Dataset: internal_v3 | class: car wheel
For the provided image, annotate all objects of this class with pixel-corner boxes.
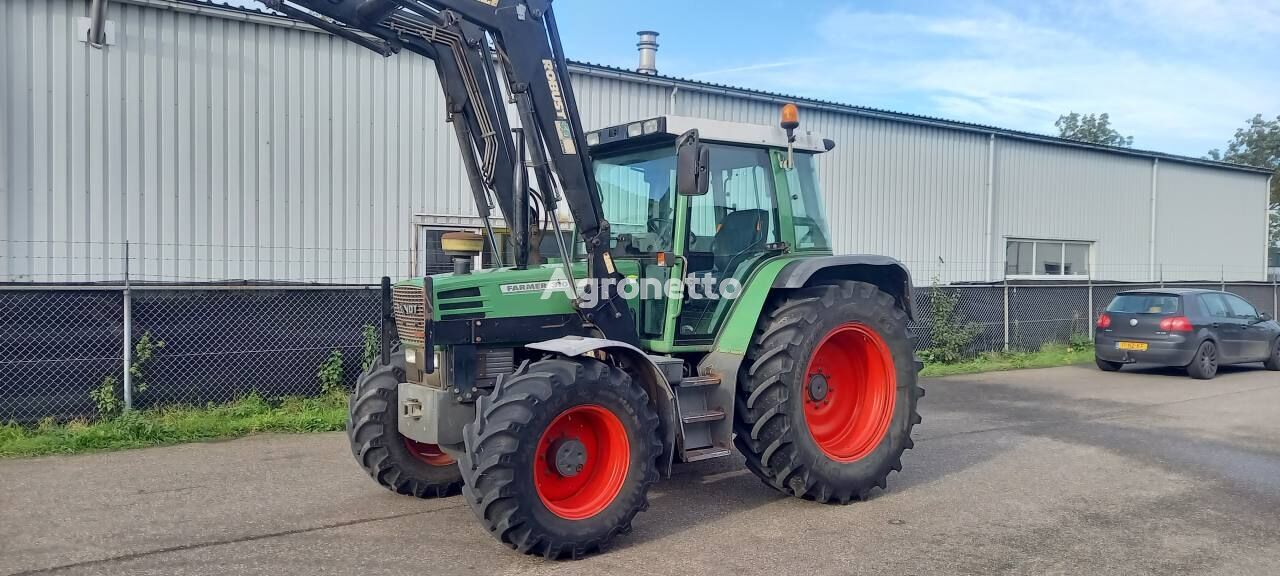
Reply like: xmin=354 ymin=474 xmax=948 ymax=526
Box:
xmin=1095 ymin=358 xmax=1123 ymax=372
xmin=1186 ymin=340 xmax=1219 ymax=380
xmin=1264 ymin=338 xmax=1280 ymax=371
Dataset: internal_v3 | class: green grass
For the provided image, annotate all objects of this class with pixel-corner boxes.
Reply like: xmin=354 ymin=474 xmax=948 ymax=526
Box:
xmin=0 ymin=392 xmax=348 ymax=459
xmin=919 ymin=342 xmax=1094 ymax=378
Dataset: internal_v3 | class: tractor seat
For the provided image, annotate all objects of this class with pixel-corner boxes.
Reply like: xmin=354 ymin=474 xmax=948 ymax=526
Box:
xmin=712 ymin=209 xmax=769 ymax=274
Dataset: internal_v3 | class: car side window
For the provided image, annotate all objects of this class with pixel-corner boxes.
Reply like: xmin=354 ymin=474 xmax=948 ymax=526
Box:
xmin=1200 ymin=294 xmax=1230 ymax=318
xmin=1223 ymin=294 xmax=1259 ymax=319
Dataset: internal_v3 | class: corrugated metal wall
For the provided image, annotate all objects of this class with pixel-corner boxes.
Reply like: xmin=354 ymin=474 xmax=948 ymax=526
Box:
xmin=1 ymin=0 xmax=1270 ymax=284
xmin=1 ymin=0 xmax=471 ymax=284
xmin=995 ymin=139 xmax=1156 ymax=282
xmin=1155 ymin=161 xmax=1269 ymax=281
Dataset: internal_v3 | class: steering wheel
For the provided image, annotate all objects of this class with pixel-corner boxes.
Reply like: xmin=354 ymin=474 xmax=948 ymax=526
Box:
xmin=647 ymin=217 xmax=673 ymax=237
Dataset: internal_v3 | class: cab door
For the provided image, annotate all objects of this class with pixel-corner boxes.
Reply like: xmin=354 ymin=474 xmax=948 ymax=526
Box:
xmin=671 ymin=145 xmax=782 ymax=346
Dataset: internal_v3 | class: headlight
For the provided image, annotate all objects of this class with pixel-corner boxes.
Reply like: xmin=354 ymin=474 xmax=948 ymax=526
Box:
xmin=643 ymin=119 xmax=660 ymax=134
xmin=405 ymin=347 xmax=418 ymax=366
xmin=586 ymin=131 xmax=601 ymax=146
xmin=627 ymin=122 xmax=643 ymax=137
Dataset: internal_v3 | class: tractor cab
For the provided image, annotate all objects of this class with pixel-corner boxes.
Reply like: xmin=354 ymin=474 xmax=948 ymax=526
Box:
xmin=586 ymin=114 xmax=837 ymax=349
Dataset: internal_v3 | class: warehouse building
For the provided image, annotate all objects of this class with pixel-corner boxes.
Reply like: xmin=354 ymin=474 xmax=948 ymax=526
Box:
xmin=2 ymin=0 xmax=1274 ymax=286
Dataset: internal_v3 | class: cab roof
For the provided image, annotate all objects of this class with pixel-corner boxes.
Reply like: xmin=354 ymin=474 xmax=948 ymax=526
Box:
xmin=587 ymin=116 xmax=834 ymax=154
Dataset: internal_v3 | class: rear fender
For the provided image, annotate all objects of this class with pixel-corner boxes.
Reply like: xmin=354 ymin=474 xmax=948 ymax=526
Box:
xmin=772 ymin=255 xmax=915 ymax=318
xmin=525 ymin=337 xmax=679 ymax=476
xmin=713 ymin=254 xmax=915 ymax=356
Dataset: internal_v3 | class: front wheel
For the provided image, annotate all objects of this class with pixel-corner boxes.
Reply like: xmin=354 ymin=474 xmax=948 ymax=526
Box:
xmin=735 ymin=281 xmax=921 ymax=503
xmin=1264 ymin=339 xmax=1280 ymax=371
xmin=460 ymin=357 xmax=661 ymax=559
xmin=347 ymin=351 xmax=464 ymax=498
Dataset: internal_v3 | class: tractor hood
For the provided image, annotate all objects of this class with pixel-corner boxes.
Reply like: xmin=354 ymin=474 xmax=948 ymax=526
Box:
xmin=395 ymin=261 xmax=642 ymax=322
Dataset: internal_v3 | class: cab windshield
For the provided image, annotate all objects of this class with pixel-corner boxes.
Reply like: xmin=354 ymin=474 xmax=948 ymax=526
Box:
xmin=592 ymin=146 xmax=677 ymax=257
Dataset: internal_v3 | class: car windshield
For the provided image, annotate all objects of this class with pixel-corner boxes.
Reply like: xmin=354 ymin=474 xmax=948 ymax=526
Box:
xmin=1106 ymin=294 xmax=1181 ymax=314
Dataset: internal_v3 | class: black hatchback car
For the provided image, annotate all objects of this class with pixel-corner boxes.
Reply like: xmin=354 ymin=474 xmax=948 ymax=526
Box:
xmin=1095 ymin=289 xmax=1280 ymax=379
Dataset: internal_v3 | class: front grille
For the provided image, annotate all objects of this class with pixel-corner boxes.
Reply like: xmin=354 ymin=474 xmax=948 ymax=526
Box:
xmin=392 ymin=284 xmax=429 ymax=345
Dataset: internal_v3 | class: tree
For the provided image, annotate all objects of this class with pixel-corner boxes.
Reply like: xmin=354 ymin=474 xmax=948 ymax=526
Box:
xmin=1207 ymin=114 xmax=1280 ymax=246
xmin=1055 ymin=112 xmax=1134 ymax=147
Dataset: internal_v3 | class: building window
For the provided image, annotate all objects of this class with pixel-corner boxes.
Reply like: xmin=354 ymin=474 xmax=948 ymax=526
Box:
xmin=1005 ymin=239 xmax=1091 ymax=278
xmin=419 ymin=227 xmax=472 ymax=276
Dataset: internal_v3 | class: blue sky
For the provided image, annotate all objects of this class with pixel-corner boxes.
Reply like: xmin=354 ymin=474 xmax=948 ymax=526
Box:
xmin=554 ymin=0 xmax=1280 ymax=158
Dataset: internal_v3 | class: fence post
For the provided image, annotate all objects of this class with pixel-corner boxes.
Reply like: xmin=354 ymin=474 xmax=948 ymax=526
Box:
xmin=1002 ymin=279 xmax=1010 ymax=352
xmin=1220 ymin=265 xmax=1226 ymax=292
xmin=122 ymin=242 xmax=133 ymax=412
xmin=1087 ymin=275 xmax=1094 ymax=342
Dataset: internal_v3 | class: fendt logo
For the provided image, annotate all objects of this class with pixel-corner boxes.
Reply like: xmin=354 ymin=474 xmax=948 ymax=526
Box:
xmin=397 ymin=303 xmax=422 ymax=316
xmin=542 ymin=59 xmax=568 ymax=120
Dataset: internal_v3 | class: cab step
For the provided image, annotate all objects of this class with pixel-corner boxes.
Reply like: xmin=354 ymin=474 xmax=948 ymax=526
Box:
xmin=676 ymin=374 xmax=720 ymax=388
xmin=682 ymin=446 xmax=732 ymax=462
xmin=681 ymin=409 xmax=725 ymax=424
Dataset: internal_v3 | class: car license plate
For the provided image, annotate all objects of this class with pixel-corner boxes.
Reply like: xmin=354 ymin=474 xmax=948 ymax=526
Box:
xmin=1116 ymin=341 xmax=1148 ymax=352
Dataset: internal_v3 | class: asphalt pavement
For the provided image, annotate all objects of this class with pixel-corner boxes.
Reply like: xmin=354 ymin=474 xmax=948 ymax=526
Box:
xmin=3 ymin=363 xmax=1279 ymax=575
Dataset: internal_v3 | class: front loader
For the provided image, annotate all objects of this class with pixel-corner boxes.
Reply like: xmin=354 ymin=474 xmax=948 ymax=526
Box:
xmin=271 ymin=0 xmax=923 ymax=559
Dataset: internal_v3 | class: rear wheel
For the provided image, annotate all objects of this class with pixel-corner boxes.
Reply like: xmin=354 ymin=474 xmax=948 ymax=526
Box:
xmin=1264 ymin=338 xmax=1280 ymax=371
xmin=1095 ymin=358 xmax=1123 ymax=372
xmin=347 ymin=351 xmax=463 ymax=498
xmin=1186 ymin=340 xmax=1219 ymax=380
xmin=460 ymin=357 xmax=661 ymax=559
xmin=735 ymin=281 xmax=921 ymax=503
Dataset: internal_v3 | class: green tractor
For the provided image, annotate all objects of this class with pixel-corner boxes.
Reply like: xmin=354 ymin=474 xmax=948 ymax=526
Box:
xmin=272 ymin=0 xmax=921 ymax=560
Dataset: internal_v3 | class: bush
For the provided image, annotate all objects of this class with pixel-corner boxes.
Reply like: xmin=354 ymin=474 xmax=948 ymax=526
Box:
xmin=921 ymin=277 xmax=982 ymax=364
xmin=317 ymin=349 xmax=346 ymax=396
xmin=361 ymin=324 xmax=380 ymax=372
xmin=89 ymin=331 xmax=167 ymax=418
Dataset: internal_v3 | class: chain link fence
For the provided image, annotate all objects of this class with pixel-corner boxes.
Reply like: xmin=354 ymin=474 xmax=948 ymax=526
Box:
xmin=908 ymin=281 xmax=1280 ymax=359
xmin=1 ymin=286 xmax=384 ymax=423
xmin=3 ymin=280 xmax=1279 ymax=423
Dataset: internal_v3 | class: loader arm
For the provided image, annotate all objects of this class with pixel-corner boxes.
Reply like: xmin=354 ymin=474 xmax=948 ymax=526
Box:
xmin=267 ymin=0 xmax=639 ymax=344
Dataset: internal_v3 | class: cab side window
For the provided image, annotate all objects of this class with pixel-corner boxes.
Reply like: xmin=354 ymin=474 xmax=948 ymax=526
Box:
xmin=1200 ymin=294 xmax=1231 ymax=318
xmin=1223 ymin=294 xmax=1259 ymax=319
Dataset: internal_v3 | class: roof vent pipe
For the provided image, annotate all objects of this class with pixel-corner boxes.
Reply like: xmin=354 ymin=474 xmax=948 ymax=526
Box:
xmin=636 ymin=30 xmax=659 ymax=75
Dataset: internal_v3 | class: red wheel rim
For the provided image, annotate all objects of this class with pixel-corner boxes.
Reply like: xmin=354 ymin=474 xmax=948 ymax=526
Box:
xmin=533 ymin=405 xmax=630 ymax=520
xmin=802 ymin=322 xmax=896 ymax=462
xmin=403 ymin=438 xmax=456 ymax=467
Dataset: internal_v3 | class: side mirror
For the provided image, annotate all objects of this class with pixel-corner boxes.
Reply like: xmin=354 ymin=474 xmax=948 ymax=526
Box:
xmin=676 ymin=130 xmax=710 ymax=196
xmin=1259 ymin=312 xmax=1273 ymax=322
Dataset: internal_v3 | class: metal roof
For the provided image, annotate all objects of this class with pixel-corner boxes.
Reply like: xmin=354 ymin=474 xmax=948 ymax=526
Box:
xmin=162 ymin=0 xmax=1273 ymax=176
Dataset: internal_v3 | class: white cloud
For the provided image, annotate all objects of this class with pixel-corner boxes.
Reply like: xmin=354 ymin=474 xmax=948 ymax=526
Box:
xmin=699 ymin=2 xmax=1280 ymax=156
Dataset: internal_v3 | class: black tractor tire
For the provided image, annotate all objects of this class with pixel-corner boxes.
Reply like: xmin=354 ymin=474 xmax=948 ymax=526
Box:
xmin=460 ymin=357 xmax=661 ymax=559
xmin=1096 ymin=358 xmax=1124 ymax=372
xmin=347 ymin=351 xmax=464 ymax=498
xmin=735 ymin=281 xmax=922 ymax=504
xmin=1186 ymin=340 xmax=1220 ymax=380
xmin=1264 ymin=338 xmax=1280 ymax=371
